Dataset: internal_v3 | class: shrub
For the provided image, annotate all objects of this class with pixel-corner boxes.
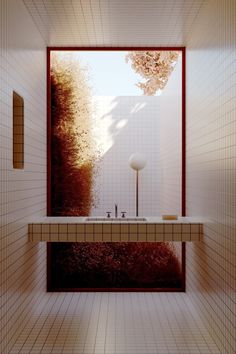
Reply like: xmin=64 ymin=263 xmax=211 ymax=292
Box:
xmin=51 ymin=53 xmax=96 ymax=215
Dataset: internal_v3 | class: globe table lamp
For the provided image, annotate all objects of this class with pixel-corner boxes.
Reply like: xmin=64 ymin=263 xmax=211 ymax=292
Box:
xmin=129 ymin=153 xmax=147 ymax=217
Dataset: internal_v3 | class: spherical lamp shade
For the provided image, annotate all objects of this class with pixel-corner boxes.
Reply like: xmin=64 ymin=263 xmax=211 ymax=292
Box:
xmin=129 ymin=153 xmax=147 ymax=171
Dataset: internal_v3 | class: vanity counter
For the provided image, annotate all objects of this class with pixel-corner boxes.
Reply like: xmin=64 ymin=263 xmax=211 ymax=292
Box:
xmin=28 ymin=216 xmax=203 ymax=242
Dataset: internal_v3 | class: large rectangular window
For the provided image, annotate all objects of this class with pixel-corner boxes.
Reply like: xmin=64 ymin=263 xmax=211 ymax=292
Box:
xmin=47 ymin=48 xmax=186 ymax=292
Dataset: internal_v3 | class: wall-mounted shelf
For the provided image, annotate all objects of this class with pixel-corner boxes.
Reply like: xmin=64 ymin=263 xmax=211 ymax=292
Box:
xmin=28 ymin=217 xmax=203 ymax=242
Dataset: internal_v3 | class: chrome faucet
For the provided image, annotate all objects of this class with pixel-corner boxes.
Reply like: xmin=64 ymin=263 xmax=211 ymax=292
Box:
xmin=115 ymin=204 xmax=118 ymax=218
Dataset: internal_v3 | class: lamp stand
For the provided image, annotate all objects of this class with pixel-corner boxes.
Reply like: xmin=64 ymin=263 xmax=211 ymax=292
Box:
xmin=136 ymin=170 xmax=139 ymax=217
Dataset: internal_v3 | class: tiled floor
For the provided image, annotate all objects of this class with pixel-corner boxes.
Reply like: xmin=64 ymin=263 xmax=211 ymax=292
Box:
xmin=10 ymin=293 xmax=220 ymax=354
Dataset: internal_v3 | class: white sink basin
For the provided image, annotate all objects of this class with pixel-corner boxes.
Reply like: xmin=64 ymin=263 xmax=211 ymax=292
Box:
xmin=85 ymin=217 xmax=147 ymax=222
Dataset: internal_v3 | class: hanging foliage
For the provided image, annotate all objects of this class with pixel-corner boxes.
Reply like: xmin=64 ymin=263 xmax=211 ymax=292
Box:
xmin=126 ymin=51 xmax=179 ymax=95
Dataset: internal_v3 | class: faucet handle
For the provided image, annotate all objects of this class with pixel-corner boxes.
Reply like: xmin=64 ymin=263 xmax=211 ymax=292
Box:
xmin=121 ymin=212 xmax=126 ymax=218
xmin=106 ymin=212 xmax=111 ymax=218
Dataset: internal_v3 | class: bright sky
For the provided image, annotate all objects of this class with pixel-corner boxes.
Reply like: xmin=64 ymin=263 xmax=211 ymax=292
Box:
xmin=56 ymin=51 xmax=144 ymax=96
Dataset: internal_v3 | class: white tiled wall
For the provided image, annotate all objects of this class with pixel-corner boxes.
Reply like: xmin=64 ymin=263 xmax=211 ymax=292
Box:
xmin=1 ymin=0 xmax=235 ymax=352
xmin=0 ymin=0 xmax=46 ymax=352
xmin=186 ymin=0 xmax=236 ymax=352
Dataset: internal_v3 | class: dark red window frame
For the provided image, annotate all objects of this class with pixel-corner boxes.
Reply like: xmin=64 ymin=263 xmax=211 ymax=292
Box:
xmin=46 ymin=47 xmax=186 ymax=292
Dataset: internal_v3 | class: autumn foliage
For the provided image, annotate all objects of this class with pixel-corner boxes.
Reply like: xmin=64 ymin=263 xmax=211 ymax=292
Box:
xmin=50 ymin=53 xmax=95 ymax=215
xmin=51 ymin=242 xmax=182 ymax=289
xmin=126 ymin=51 xmax=179 ymax=95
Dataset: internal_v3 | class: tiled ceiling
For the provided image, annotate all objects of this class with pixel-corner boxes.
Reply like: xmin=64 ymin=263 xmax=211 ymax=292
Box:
xmin=23 ymin=0 xmax=205 ymax=47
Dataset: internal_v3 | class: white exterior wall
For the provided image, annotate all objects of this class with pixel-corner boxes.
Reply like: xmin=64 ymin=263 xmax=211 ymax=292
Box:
xmin=91 ymin=60 xmax=182 ymax=218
